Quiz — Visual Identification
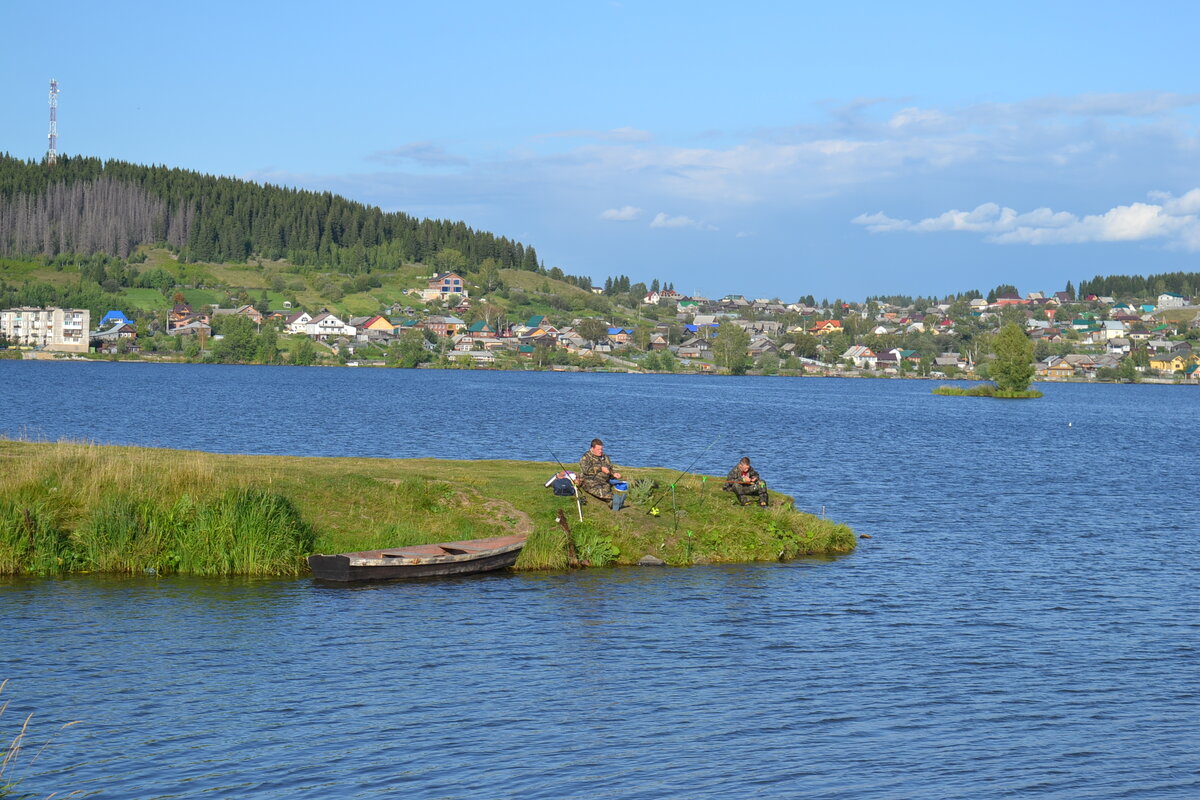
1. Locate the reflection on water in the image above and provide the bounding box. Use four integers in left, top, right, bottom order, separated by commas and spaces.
1, 364, 1198, 797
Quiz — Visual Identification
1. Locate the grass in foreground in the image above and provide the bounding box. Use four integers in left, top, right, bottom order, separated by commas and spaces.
0, 440, 855, 576
1, 679, 81, 798
933, 383, 1043, 399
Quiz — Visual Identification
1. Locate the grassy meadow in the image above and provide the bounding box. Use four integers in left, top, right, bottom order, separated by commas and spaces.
0, 439, 856, 577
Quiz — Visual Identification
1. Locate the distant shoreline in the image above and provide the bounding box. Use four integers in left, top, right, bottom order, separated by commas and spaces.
4, 351, 1193, 385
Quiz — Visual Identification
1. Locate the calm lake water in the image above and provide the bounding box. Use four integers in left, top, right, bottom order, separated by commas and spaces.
2, 362, 1198, 798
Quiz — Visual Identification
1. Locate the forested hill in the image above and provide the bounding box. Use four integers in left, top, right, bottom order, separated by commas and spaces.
0, 154, 542, 273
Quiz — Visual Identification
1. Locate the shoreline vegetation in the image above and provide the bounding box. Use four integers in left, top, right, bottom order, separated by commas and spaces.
932, 384, 1044, 399
0, 440, 856, 577
8, 354, 1194, 386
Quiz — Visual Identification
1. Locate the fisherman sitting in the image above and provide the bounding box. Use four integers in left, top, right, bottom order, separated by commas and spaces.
579, 438, 629, 510
723, 457, 769, 507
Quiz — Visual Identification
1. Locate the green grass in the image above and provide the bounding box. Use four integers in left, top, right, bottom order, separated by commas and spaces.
120, 288, 170, 310
0, 440, 856, 576
499, 269, 593, 298
933, 384, 1043, 399
180, 289, 225, 308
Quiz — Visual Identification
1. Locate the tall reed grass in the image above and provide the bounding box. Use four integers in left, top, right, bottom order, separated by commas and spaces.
0, 441, 312, 576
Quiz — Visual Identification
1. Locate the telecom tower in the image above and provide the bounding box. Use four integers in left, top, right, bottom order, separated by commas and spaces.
47, 79, 60, 165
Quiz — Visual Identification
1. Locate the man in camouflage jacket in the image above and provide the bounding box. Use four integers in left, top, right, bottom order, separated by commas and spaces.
579, 438, 622, 502
724, 457, 769, 506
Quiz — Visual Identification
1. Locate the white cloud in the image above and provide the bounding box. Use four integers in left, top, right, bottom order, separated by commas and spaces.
600, 205, 641, 221
853, 190, 1200, 250
650, 212, 715, 230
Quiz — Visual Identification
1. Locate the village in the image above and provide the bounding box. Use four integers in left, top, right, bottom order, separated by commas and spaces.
2, 271, 1199, 382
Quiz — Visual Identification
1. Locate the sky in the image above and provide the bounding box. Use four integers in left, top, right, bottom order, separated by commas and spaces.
3, 0, 1200, 301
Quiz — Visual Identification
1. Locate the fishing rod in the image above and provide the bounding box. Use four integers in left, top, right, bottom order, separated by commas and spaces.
645, 433, 723, 513
547, 449, 583, 522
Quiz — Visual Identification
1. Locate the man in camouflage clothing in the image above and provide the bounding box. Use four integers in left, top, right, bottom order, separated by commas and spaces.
579, 438, 624, 506
724, 456, 769, 507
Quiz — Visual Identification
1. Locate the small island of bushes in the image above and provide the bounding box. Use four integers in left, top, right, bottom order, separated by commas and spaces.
933, 322, 1042, 399
0, 439, 855, 577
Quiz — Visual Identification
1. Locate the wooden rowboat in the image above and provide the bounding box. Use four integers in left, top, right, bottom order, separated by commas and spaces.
307, 534, 527, 582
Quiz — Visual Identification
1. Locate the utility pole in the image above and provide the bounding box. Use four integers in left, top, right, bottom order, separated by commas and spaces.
47, 79, 60, 165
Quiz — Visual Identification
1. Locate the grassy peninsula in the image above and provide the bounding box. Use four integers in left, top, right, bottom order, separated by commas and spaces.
0, 440, 855, 576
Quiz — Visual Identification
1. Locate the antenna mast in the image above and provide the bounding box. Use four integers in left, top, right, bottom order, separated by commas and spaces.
47, 79, 60, 165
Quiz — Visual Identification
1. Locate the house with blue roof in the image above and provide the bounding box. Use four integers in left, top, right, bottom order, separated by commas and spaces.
100, 309, 132, 328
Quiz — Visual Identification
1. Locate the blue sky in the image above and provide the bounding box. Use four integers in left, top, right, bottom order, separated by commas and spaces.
3, 1, 1200, 300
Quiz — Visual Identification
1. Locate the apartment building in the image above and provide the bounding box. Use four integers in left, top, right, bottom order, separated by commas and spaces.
0, 307, 91, 353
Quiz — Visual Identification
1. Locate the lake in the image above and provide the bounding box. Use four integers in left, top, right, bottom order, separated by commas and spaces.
1, 362, 1198, 798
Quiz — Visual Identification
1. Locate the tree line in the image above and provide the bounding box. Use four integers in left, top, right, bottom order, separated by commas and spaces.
1078, 272, 1200, 300
0, 154, 546, 274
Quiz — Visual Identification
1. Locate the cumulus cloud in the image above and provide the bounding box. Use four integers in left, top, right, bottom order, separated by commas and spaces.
600, 205, 642, 221
650, 212, 715, 230
852, 190, 1200, 250
369, 142, 467, 166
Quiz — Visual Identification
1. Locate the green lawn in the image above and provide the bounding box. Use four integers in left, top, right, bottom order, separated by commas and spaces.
181, 289, 225, 307
120, 288, 170, 311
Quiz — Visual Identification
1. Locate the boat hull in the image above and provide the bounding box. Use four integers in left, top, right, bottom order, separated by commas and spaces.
307, 535, 526, 582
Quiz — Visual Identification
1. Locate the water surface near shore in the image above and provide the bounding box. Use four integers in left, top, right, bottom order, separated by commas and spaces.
2, 362, 1197, 797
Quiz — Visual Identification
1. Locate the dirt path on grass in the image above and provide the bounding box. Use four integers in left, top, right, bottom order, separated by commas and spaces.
454, 487, 536, 535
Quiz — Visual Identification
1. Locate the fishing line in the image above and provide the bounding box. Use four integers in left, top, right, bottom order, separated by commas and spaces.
647, 433, 723, 513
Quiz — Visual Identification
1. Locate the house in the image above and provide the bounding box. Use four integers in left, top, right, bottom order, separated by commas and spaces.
363, 315, 394, 333
746, 336, 777, 358
466, 320, 498, 338
421, 315, 466, 337
607, 327, 633, 346
211, 304, 263, 325
934, 353, 965, 370
1038, 357, 1077, 379
1149, 352, 1197, 373
994, 293, 1026, 306
0, 306, 90, 352
306, 311, 355, 340
168, 303, 210, 331
424, 272, 468, 301
99, 309, 133, 328
1106, 338, 1132, 355
450, 335, 482, 351
285, 310, 313, 334
1158, 292, 1188, 308
841, 345, 877, 369
808, 319, 843, 336
167, 320, 212, 337
90, 322, 138, 349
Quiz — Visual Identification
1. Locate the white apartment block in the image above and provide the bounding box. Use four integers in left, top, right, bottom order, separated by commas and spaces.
0, 307, 91, 353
